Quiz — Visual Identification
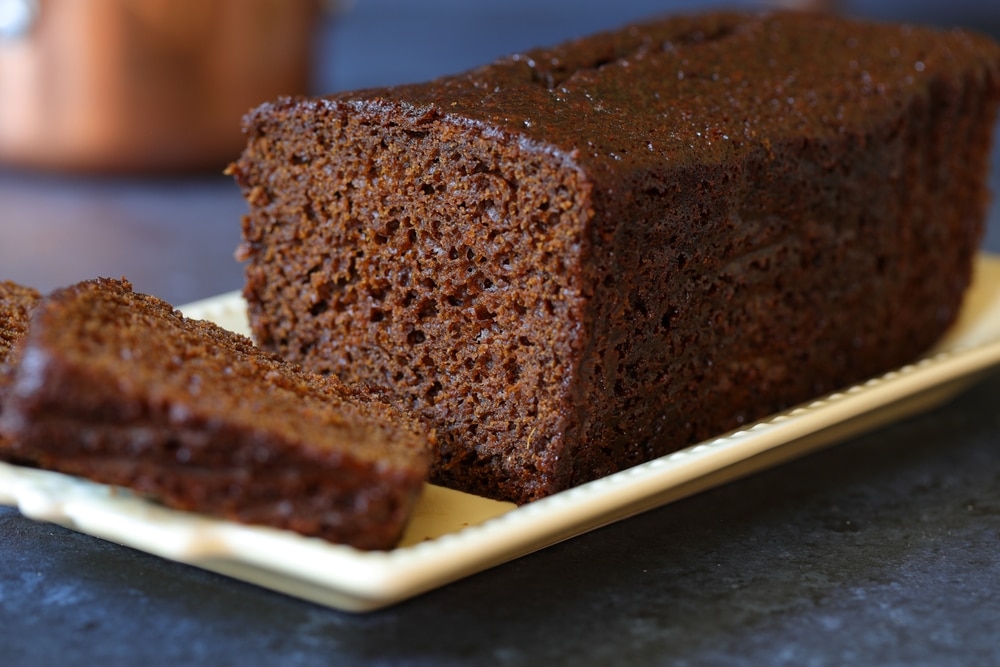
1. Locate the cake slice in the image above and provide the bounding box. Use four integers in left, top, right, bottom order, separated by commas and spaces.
231, 11, 1000, 503
0, 278, 435, 550
0, 280, 42, 453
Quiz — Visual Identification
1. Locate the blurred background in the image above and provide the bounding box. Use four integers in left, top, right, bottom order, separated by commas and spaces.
0, 0, 998, 306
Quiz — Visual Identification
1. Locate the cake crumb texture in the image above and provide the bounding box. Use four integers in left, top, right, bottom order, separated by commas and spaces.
0, 280, 42, 452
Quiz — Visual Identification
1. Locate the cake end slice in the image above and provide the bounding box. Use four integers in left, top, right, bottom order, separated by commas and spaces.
0, 278, 435, 550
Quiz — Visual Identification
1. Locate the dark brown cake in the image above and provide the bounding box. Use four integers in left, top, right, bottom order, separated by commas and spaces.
0, 280, 42, 453
0, 278, 435, 550
231, 11, 1000, 504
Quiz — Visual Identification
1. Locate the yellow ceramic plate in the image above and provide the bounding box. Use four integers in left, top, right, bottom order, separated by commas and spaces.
3, 255, 1000, 612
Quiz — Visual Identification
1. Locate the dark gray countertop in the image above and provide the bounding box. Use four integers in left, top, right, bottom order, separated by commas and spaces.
2, 2, 1000, 665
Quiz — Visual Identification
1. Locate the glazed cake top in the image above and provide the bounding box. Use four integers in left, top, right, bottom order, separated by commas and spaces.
250, 11, 1000, 181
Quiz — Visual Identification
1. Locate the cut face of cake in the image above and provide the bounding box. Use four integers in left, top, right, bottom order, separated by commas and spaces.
0, 278, 435, 550
231, 11, 1000, 503
0, 280, 42, 453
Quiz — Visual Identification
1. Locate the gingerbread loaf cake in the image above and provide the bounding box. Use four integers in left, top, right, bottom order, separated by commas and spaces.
0, 280, 41, 454
0, 278, 435, 549
231, 11, 1000, 504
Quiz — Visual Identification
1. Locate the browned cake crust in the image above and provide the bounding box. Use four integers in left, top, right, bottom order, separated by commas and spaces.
0, 278, 435, 550
231, 11, 1000, 504
0, 280, 42, 453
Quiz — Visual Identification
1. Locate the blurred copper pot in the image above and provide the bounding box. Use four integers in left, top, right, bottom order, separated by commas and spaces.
0, 0, 321, 172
